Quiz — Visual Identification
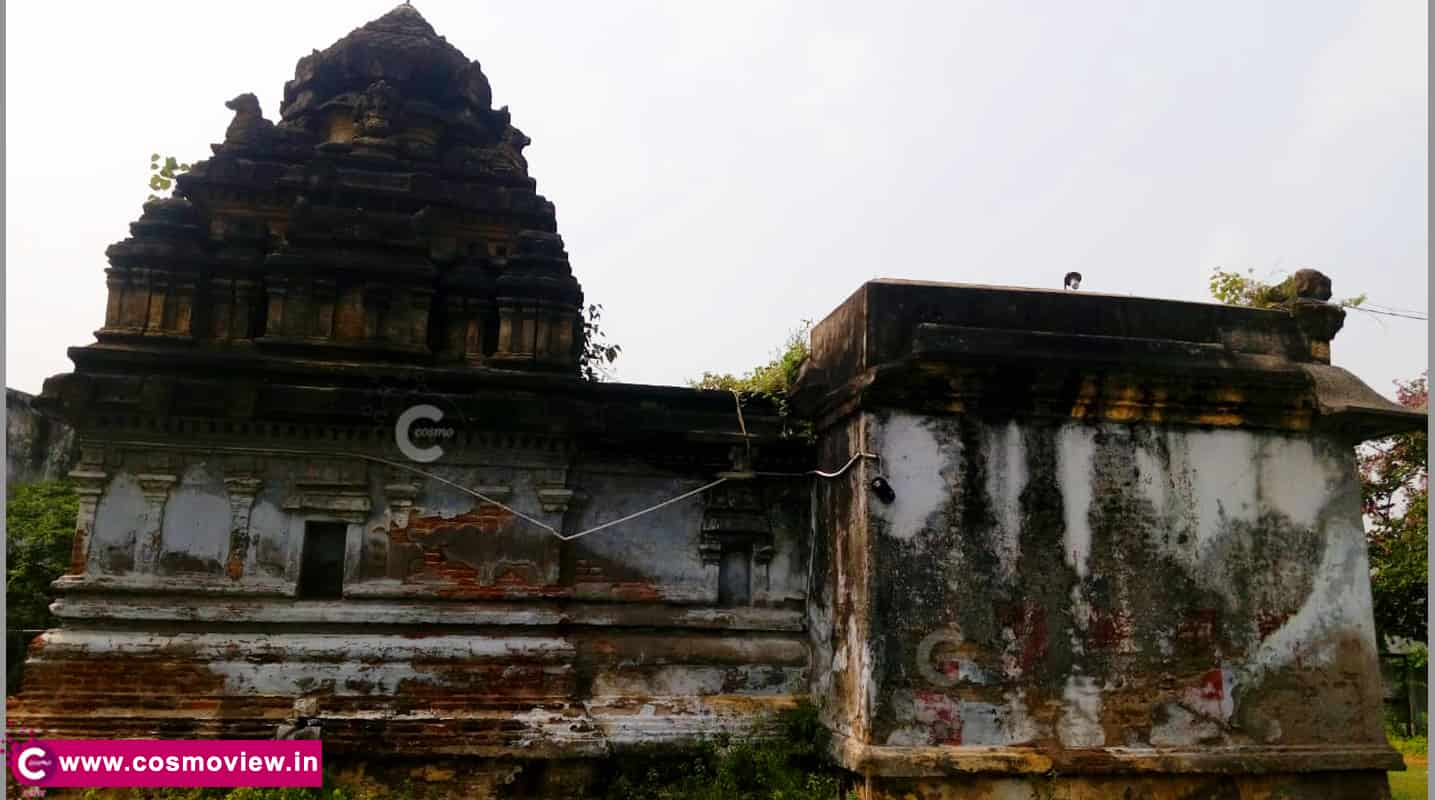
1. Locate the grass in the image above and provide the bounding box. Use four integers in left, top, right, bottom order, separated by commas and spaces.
1388, 731, 1427, 800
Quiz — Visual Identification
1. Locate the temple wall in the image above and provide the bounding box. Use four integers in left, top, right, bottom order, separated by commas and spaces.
5, 387, 76, 494
24, 438, 810, 756
789, 278, 1419, 798
818, 411, 1384, 753
67, 449, 808, 604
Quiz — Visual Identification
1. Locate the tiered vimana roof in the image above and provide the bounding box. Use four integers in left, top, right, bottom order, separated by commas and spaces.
92, 4, 582, 375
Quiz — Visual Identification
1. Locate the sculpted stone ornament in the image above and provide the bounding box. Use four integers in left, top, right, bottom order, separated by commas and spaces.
353, 80, 402, 141
1291, 267, 1334, 301
223, 93, 274, 149
1286, 267, 1345, 362
496, 124, 531, 175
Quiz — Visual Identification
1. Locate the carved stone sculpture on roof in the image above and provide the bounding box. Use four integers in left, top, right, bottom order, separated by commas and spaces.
92, 3, 584, 374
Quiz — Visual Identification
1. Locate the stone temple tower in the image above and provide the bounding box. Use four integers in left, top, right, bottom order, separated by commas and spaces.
96, 4, 583, 372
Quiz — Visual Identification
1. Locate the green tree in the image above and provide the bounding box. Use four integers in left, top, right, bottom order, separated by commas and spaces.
689, 322, 811, 437
580, 303, 622, 382
1208, 268, 1426, 648
1208, 266, 1366, 309
1359, 374, 1428, 646
689, 321, 810, 398
148, 153, 192, 200
6, 480, 79, 694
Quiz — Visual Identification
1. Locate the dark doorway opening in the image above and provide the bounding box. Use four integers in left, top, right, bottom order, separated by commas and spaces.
298, 521, 347, 599
718, 546, 752, 607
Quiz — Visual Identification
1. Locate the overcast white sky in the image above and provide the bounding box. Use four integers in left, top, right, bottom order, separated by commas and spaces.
5, 1, 1427, 397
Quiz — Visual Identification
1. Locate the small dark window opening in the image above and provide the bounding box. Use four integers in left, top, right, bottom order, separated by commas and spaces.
299, 522, 347, 599
718, 546, 752, 607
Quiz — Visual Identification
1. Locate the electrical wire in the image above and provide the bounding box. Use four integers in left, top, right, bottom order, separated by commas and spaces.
731, 390, 752, 464
1360, 301, 1428, 316
101, 439, 876, 542
754, 451, 880, 479
1344, 305, 1427, 322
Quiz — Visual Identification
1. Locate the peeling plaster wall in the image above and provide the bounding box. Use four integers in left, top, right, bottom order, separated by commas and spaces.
159, 464, 231, 575
26, 440, 810, 755
566, 467, 713, 592
89, 473, 146, 573
75, 449, 807, 604
808, 414, 872, 743
817, 409, 1383, 752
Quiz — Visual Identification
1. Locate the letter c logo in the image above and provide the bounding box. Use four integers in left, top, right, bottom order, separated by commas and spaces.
16, 745, 51, 782
396, 404, 445, 463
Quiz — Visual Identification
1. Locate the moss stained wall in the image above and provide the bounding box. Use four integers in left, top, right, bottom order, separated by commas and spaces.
819, 409, 1385, 754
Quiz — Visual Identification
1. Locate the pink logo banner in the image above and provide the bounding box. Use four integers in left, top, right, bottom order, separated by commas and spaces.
8, 740, 323, 788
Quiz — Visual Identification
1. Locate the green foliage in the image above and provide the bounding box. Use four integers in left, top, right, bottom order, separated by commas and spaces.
690, 322, 811, 398
148, 153, 192, 200
580, 303, 622, 382
600, 702, 852, 800
1206, 267, 1365, 309
1408, 643, 1430, 672
1361, 374, 1429, 647
1387, 730, 1429, 759
6, 481, 78, 694
77, 771, 397, 800
689, 322, 813, 439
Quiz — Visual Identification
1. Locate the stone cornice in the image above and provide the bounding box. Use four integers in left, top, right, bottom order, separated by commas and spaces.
793, 281, 1425, 442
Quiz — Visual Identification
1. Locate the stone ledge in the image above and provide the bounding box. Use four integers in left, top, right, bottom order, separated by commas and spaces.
831, 733, 1406, 777
51, 595, 806, 631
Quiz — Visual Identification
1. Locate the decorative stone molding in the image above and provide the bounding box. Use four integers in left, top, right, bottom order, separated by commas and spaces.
701, 482, 774, 605
67, 467, 110, 576
133, 473, 178, 573
384, 476, 420, 529
283, 487, 371, 524
536, 487, 575, 514
283, 466, 372, 523
473, 485, 513, 503
224, 476, 264, 580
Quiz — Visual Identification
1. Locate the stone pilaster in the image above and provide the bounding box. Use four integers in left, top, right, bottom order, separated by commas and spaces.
66, 465, 110, 576
224, 476, 263, 580
133, 473, 178, 573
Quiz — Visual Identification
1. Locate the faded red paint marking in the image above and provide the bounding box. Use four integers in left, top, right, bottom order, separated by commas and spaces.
1087, 607, 1131, 649
1197, 668, 1223, 701
914, 690, 964, 745
225, 550, 244, 580
998, 601, 1049, 674
1174, 608, 1222, 653
69, 529, 89, 575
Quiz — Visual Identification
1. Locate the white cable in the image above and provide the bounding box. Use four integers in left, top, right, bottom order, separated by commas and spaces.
755, 451, 879, 479
102, 440, 871, 541
558, 478, 729, 541
102, 440, 718, 541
